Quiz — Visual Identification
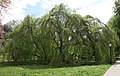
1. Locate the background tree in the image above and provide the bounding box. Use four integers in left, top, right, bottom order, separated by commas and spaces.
0, 0, 11, 21
108, 0, 120, 57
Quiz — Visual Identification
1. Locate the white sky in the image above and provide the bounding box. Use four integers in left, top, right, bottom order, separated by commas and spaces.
1, 0, 115, 24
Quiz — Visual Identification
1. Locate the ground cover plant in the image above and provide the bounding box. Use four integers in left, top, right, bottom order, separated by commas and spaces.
0, 64, 111, 76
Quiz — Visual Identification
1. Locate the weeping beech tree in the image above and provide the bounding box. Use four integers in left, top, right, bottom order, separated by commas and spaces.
4, 4, 118, 65
5, 16, 36, 61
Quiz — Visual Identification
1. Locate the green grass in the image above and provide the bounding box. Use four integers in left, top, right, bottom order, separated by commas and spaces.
0, 64, 111, 76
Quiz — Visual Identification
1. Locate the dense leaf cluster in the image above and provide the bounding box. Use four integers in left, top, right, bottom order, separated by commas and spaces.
1, 4, 119, 65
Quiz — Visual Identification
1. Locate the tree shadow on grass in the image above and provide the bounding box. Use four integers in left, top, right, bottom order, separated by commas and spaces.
0, 61, 57, 69
0, 61, 110, 70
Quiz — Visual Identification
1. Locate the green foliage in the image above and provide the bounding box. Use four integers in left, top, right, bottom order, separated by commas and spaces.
0, 64, 111, 76
2, 3, 118, 65
108, 0, 120, 57
5, 16, 36, 61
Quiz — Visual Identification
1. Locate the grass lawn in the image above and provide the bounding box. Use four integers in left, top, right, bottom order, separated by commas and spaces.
0, 64, 111, 76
